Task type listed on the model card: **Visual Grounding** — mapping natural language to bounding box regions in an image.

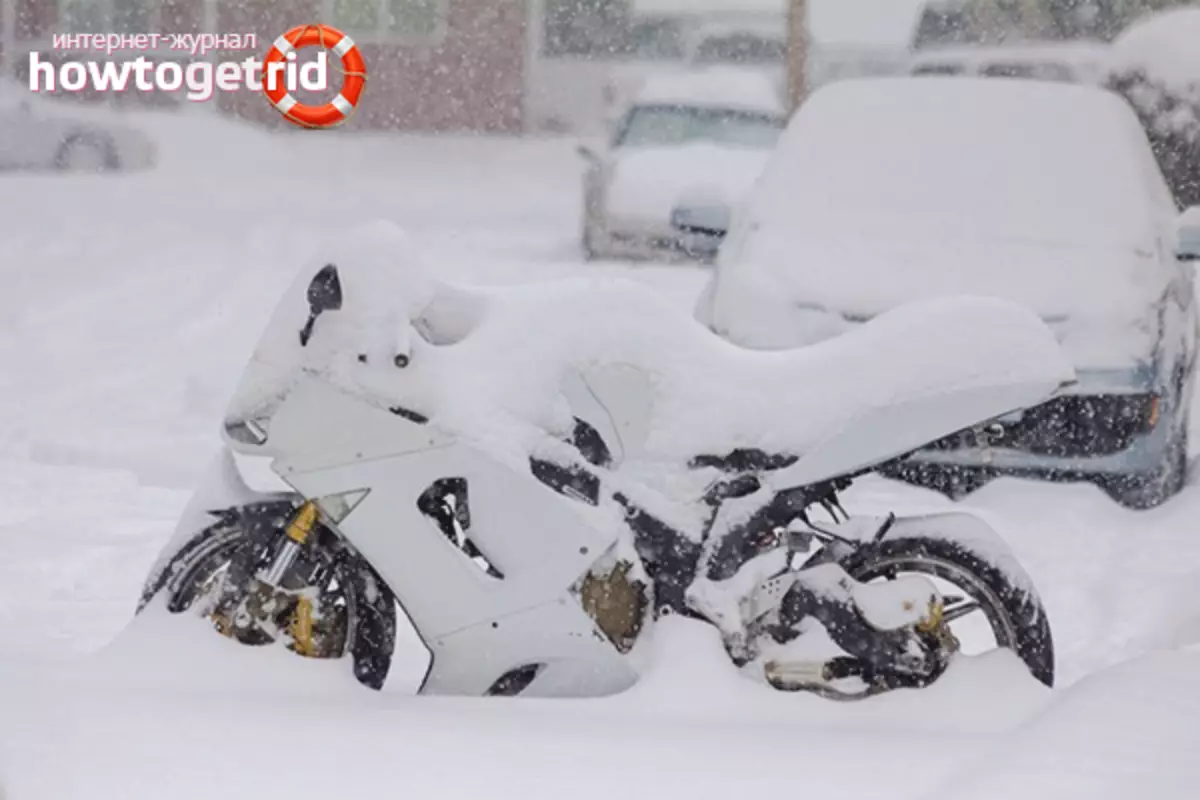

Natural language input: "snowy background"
[2,111,1200,798]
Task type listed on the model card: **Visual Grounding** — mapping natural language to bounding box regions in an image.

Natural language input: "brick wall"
[217,0,527,132]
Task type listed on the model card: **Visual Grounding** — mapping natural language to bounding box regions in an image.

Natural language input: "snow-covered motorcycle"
[137,223,1072,699]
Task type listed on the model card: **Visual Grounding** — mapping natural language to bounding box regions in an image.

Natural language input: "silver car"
[577,68,786,262]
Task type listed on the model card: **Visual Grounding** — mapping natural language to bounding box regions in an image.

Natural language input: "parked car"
[909,42,1111,85]
[577,67,786,262]
[0,79,157,173]
[693,76,1200,509]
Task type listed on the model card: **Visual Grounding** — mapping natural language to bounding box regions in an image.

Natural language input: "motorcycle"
[137,223,1074,699]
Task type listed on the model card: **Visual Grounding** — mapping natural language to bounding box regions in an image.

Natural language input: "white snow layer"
[226,219,1072,496]
[0,111,1198,799]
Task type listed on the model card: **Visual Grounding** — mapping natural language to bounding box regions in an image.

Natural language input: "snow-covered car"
[1110,5,1200,90]
[909,42,1111,85]
[697,76,1200,509]
[0,79,157,173]
[577,68,786,262]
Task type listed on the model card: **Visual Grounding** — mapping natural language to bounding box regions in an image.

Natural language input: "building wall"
[217,0,527,132]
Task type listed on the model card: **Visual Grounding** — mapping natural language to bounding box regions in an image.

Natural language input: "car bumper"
[594,216,720,262]
[902,362,1176,474]
[903,373,1174,478]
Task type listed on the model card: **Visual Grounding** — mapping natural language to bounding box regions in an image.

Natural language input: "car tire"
[581,217,606,262]
[54,134,120,172]
[1099,423,1189,511]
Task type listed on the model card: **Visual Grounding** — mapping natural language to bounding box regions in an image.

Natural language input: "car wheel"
[581,216,606,262]
[54,134,120,172]
[1100,424,1189,511]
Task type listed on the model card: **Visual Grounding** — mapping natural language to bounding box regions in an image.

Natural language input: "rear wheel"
[836,532,1054,687]
[138,499,397,690]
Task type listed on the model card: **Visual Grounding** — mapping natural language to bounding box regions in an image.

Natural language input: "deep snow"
[1,108,1200,798]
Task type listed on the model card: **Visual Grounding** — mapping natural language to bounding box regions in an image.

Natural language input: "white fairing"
[210,221,1075,697]
[267,376,646,697]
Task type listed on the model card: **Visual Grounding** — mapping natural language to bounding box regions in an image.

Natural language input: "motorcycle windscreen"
[220,224,439,455]
[220,263,331,453]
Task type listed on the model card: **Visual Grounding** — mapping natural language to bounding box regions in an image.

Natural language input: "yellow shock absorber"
[291,596,316,657]
[916,597,945,635]
[286,501,319,545]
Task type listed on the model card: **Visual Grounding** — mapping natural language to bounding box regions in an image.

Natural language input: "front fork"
[260,501,319,584]
[210,500,323,655]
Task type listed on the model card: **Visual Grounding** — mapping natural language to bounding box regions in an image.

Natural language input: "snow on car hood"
[605,144,771,224]
[703,224,1170,371]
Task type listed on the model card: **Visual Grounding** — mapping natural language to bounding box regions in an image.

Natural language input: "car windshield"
[615,105,784,149]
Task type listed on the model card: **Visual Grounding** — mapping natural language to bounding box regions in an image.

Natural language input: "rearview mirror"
[1176,206,1200,262]
[299,263,343,347]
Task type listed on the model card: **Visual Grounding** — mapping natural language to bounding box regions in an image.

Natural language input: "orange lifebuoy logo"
[263,24,366,129]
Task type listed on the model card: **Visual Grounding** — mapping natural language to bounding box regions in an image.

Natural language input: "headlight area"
[925,392,1162,458]
[569,541,652,655]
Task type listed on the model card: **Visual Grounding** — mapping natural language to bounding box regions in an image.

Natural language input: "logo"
[29,24,368,130]
[263,25,367,129]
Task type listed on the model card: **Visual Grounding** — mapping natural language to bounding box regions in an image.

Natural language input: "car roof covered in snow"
[714,76,1175,321]
[631,67,786,115]
[1111,7,1200,90]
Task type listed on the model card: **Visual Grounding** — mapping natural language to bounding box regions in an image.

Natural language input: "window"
[542,0,628,57]
[980,61,1076,82]
[60,0,154,33]
[693,34,786,67]
[329,0,446,40]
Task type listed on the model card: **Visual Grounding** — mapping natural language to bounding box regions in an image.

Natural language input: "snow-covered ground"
[1,111,1199,798]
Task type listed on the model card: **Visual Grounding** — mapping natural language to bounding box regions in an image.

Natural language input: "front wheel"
[835,523,1054,688]
[138,498,398,690]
